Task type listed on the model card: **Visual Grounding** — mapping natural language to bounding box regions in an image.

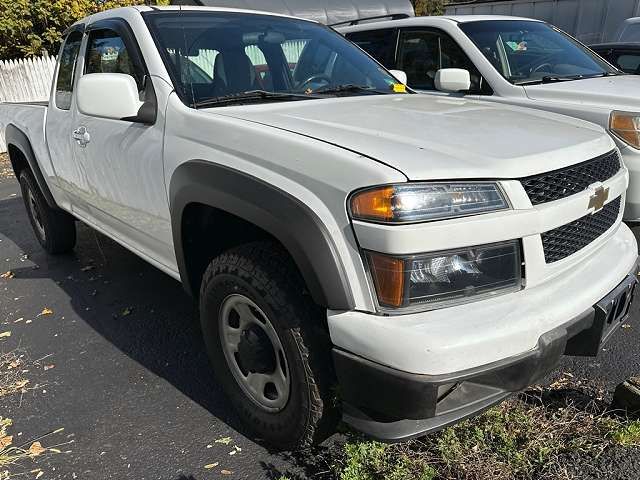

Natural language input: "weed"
[331,384,640,480]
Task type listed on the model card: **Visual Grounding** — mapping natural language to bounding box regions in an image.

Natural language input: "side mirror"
[389,69,408,85]
[76,73,145,121]
[435,68,471,93]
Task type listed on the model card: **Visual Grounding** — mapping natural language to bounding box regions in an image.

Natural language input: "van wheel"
[199,241,337,449]
[19,170,76,254]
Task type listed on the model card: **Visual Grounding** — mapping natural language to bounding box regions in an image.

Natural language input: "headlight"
[366,241,521,311]
[349,183,509,223]
[610,111,640,149]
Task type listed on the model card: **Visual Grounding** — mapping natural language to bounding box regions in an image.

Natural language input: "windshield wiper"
[515,72,618,86]
[194,90,320,108]
[313,84,391,96]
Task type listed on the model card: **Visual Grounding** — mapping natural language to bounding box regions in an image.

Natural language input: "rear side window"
[347,29,398,68]
[614,52,640,74]
[55,31,83,111]
[85,29,146,90]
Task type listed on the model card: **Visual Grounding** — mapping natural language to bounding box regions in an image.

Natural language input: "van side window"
[85,29,145,91]
[55,31,83,111]
[398,29,492,95]
[346,29,398,68]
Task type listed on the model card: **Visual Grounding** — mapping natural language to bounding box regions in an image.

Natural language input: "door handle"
[72,126,91,147]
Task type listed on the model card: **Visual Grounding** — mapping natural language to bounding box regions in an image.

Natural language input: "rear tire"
[19,170,76,254]
[199,241,338,449]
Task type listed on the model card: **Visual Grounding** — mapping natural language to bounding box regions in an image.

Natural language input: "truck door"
[70,19,175,272]
[45,28,86,209]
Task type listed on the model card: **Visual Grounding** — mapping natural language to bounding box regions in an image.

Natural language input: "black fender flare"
[170,160,355,310]
[5,124,58,209]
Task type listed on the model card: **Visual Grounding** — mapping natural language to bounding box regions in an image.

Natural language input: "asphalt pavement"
[1,173,640,479]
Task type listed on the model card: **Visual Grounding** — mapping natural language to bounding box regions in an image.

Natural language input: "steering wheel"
[297,73,332,91]
[532,62,554,74]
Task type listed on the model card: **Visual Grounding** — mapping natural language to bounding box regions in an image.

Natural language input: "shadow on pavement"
[1,196,244,434]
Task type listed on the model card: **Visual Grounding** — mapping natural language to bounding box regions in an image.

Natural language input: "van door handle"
[72,126,91,147]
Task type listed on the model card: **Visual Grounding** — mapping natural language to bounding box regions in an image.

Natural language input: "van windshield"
[459,20,619,85]
[144,11,405,107]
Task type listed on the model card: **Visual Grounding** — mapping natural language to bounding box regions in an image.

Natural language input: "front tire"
[19,170,76,254]
[199,241,337,449]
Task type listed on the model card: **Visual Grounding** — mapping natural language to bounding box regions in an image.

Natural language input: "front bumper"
[335,263,638,441]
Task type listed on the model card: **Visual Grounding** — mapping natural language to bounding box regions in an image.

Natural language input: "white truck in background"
[0,5,637,448]
[340,15,640,221]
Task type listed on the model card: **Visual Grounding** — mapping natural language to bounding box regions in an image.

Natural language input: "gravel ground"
[1,164,640,479]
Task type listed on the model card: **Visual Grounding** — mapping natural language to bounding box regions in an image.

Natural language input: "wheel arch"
[170,160,355,310]
[5,123,58,209]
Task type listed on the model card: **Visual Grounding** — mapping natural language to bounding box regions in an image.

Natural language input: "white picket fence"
[0,55,56,103]
[0,55,57,152]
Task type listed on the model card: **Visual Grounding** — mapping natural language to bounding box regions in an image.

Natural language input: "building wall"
[445,0,640,44]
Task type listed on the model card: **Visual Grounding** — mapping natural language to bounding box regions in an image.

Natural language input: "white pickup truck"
[1,5,638,448]
[340,15,640,221]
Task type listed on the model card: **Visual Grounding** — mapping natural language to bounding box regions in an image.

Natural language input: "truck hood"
[524,75,640,110]
[214,94,613,180]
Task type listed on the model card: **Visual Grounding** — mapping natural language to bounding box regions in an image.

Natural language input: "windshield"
[459,20,618,85]
[144,11,404,107]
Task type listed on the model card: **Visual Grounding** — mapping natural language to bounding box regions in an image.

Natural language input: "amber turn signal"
[610,111,640,149]
[350,186,395,222]
[367,252,405,307]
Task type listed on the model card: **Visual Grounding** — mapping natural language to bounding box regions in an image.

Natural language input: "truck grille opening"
[541,197,621,263]
[520,150,621,205]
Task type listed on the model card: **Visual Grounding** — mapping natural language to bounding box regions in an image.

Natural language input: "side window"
[439,35,492,95]
[397,31,440,90]
[614,52,640,74]
[347,29,398,68]
[55,31,83,111]
[85,29,145,91]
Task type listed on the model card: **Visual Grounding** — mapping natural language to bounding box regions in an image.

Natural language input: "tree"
[0,0,167,60]
[412,0,447,16]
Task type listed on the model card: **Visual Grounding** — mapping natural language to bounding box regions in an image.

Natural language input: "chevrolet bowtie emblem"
[588,186,610,212]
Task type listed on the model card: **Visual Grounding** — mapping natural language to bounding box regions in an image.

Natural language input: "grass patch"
[331,385,640,480]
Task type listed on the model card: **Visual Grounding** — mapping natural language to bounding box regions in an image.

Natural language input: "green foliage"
[610,420,640,446]
[0,0,169,60]
[413,0,446,16]
[339,440,436,480]
[334,390,640,480]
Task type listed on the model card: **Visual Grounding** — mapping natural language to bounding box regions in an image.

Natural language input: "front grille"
[541,197,621,263]
[521,150,621,205]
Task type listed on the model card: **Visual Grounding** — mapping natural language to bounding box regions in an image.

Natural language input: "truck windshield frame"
[459,20,619,86]
[142,11,404,108]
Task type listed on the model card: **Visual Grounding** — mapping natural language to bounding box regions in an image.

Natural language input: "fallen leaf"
[25,320,32,324]
[0,331,11,338]
[622,324,632,329]
[215,437,232,445]
[221,470,233,475]
[204,462,219,469]
[15,380,29,389]
[28,441,46,456]
[80,266,95,272]
[228,450,236,456]
[562,372,574,378]
[35,471,44,479]
[38,308,53,317]
[1,271,14,279]
[44,364,55,371]
[0,435,12,448]
[48,448,61,454]
[121,307,132,317]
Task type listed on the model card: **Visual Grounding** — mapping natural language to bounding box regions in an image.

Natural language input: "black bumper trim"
[334,262,639,442]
